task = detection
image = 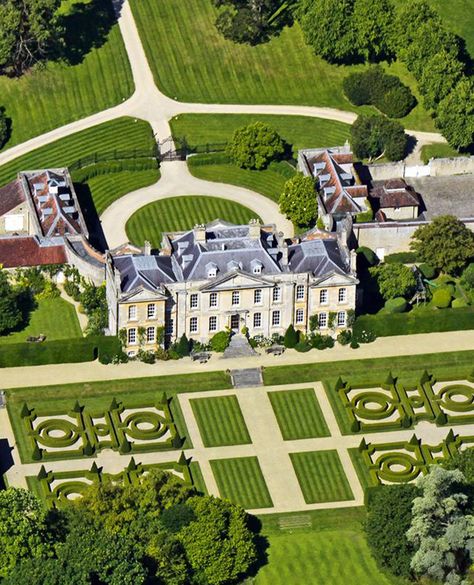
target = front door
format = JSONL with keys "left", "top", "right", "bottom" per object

{"left": 230, "top": 314, "right": 240, "bottom": 331}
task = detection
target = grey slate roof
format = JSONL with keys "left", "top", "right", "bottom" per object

{"left": 112, "top": 220, "right": 351, "bottom": 294}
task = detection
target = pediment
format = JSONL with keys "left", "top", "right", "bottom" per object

{"left": 120, "top": 286, "right": 168, "bottom": 303}
{"left": 199, "top": 270, "right": 273, "bottom": 292}
{"left": 311, "top": 271, "right": 358, "bottom": 287}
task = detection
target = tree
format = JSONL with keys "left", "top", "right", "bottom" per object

{"left": 0, "top": 268, "right": 22, "bottom": 335}
{"left": 436, "top": 78, "right": 474, "bottom": 151}
{"left": 226, "top": 122, "right": 285, "bottom": 169}
{"left": 213, "top": 0, "right": 293, "bottom": 45}
{"left": 410, "top": 215, "right": 474, "bottom": 275}
{"left": 283, "top": 323, "right": 298, "bottom": 348}
{"left": 179, "top": 496, "right": 257, "bottom": 585}
{"left": 444, "top": 447, "right": 474, "bottom": 485}
{"left": 407, "top": 466, "right": 474, "bottom": 585}
{"left": 369, "top": 263, "right": 416, "bottom": 301}
{"left": 176, "top": 333, "right": 191, "bottom": 357}
{"left": 279, "top": 174, "right": 317, "bottom": 227}
{"left": 298, "top": 0, "right": 359, "bottom": 64}
{"left": 366, "top": 484, "right": 418, "bottom": 577}
{"left": 418, "top": 49, "right": 464, "bottom": 111}
{"left": 0, "top": 108, "right": 8, "bottom": 148}
{"left": 352, "top": 0, "right": 394, "bottom": 62}
{"left": 0, "top": 488, "right": 51, "bottom": 578}
{"left": 0, "top": 0, "right": 62, "bottom": 76}
{"left": 461, "top": 263, "right": 474, "bottom": 291}
{"left": 350, "top": 114, "right": 407, "bottom": 162}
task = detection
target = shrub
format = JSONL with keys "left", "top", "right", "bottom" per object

{"left": 337, "top": 330, "right": 352, "bottom": 345}
{"left": 432, "top": 287, "right": 452, "bottom": 308}
{"left": 436, "top": 412, "right": 448, "bottom": 425}
{"left": 350, "top": 339, "right": 360, "bottom": 349}
{"left": 226, "top": 122, "right": 285, "bottom": 170}
{"left": 175, "top": 334, "right": 191, "bottom": 357}
{"left": 357, "top": 246, "right": 379, "bottom": 267}
{"left": 461, "top": 263, "right": 474, "bottom": 290}
{"left": 353, "top": 327, "right": 377, "bottom": 343}
{"left": 377, "top": 85, "right": 416, "bottom": 118}
{"left": 137, "top": 350, "right": 156, "bottom": 364}
{"left": 283, "top": 324, "right": 299, "bottom": 348}
{"left": 384, "top": 252, "right": 418, "bottom": 264}
{"left": 384, "top": 297, "right": 407, "bottom": 314}
{"left": 209, "top": 331, "right": 231, "bottom": 352}
{"left": 452, "top": 298, "right": 469, "bottom": 308}
{"left": 310, "top": 334, "right": 335, "bottom": 350}
{"left": 154, "top": 347, "right": 170, "bottom": 361}
{"left": 295, "top": 340, "right": 312, "bottom": 352}
{"left": 418, "top": 263, "right": 437, "bottom": 280}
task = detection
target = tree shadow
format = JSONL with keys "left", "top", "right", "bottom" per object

{"left": 73, "top": 182, "right": 108, "bottom": 252}
{"left": 0, "top": 438, "right": 14, "bottom": 490}
{"left": 404, "top": 134, "right": 418, "bottom": 159}
{"left": 245, "top": 514, "right": 270, "bottom": 578}
{"left": 56, "top": 0, "right": 118, "bottom": 66}
{"left": 0, "top": 107, "right": 12, "bottom": 150}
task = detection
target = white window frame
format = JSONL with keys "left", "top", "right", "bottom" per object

{"left": 127, "top": 327, "right": 137, "bottom": 345}
{"left": 296, "top": 285, "right": 305, "bottom": 301}
{"left": 272, "top": 310, "right": 281, "bottom": 327}
{"left": 318, "top": 312, "right": 328, "bottom": 329}
{"left": 338, "top": 288, "right": 347, "bottom": 304}
{"left": 253, "top": 264, "right": 262, "bottom": 275}
{"left": 190, "top": 293, "right": 199, "bottom": 309}
{"left": 254, "top": 289, "right": 262, "bottom": 305}
{"left": 128, "top": 305, "right": 137, "bottom": 321}
{"left": 337, "top": 311, "right": 346, "bottom": 327}
{"left": 296, "top": 308, "right": 304, "bottom": 324}
{"left": 209, "top": 316, "right": 218, "bottom": 332}
{"left": 189, "top": 317, "right": 198, "bottom": 334}
{"left": 319, "top": 289, "right": 328, "bottom": 305}
{"left": 209, "top": 292, "right": 218, "bottom": 308}
{"left": 232, "top": 291, "right": 240, "bottom": 306}
{"left": 146, "top": 326, "right": 156, "bottom": 343}
{"left": 147, "top": 303, "right": 156, "bottom": 319}
{"left": 273, "top": 287, "right": 282, "bottom": 303}
{"left": 253, "top": 312, "right": 262, "bottom": 328}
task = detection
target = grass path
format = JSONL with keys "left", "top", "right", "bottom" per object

{"left": 125, "top": 195, "right": 260, "bottom": 248}
{"left": 0, "top": 3, "right": 132, "bottom": 150}
{"left": 190, "top": 396, "right": 251, "bottom": 447}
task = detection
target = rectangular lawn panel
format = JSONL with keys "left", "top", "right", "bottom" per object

{"left": 190, "top": 395, "right": 251, "bottom": 447}
{"left": 290, "top": 450, "right": 354, "bottom": 503}
{"left": 268, "top": 389, "right": 330, "bottom": 440}
{"left": 210, "top": 457, "right": 273, "bottom": 509}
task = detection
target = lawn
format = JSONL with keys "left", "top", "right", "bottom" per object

{"left": 421, "top": 143, "right": 464, "bottom": 164}
{"left": 268, "top": 389, "right": 330, "bottom": 440}
{"left": 290, "top": 450, "right": 354, "bottom": 503}
{"left": 190, "top": 395, "right": 251, "bottom": 447}
{"left": 256, "top": 519, "right": 403, "bottom": 585}
{"left": 130, "top": 0, "right": 434, "bottom": 131}
{"left": 0, "top": 0, "right": 133, "bottom": 150}
{"left": 0, "top": 298, "right": 81, "bottom": 345}
{"left": 170, "top": 113, "right": 351, "bottom": 153}
{"left": 210, "top": 456, "right": 273, "bottom": 509}
{"left": 188, "top": 155, "right": 293, "bottom": 202}
{"left": 349, "top": 448, "right": 378, "bottom": 491}
{"left": 0, "top": 117, "right": 159, "bottom": 215}
{"left": 125, "top": 195, "right": 260, "bottom": 248}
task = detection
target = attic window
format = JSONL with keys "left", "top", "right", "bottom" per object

{"left": 207, "top": 264, "right": 218, "bottom": 278}
{"left": 252, "top": 260, "right": 263, "bottom": 275}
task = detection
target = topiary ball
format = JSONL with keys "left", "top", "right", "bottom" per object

{"left": 384, "top": 297, "right": 407, "bottom": 314}
{"left": 432, "top": 287, "right": 452, "bottom": 309}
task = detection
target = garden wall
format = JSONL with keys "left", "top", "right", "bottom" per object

{"left": 368, "top": 155, "right": 474, "bottom": 181}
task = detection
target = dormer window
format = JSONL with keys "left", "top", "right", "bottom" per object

{"left": 251, "top": 260, "right": 263, "bottom": 275}
{"left": 206, "top": 262, "right": 218, "bottom": 278}
{"left": 228, "top": 260, "right": 240, "bottom": 272}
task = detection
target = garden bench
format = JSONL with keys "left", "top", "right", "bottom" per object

{"left": 191, "top": 351, "right": 211, "bottom": 363}
{"left": 26, "top": 334, "right": 46, "bottom": 343}
{"left": 265, "top": 345, "right": 285, "bottom": 356}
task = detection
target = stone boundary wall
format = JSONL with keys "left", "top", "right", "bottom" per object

{"left": 354, "top": 218, "right": 474, "bottom": 255}
{"left": 64, "top": 238, "right": 104, "bottom": 285}
{"left": 368, "top": 155, "right": 474, "bottom": 181}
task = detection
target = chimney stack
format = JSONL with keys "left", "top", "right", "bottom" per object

{"left": 193, "top": 224, "right": 206, "bottom": 243}
{"left": 144, "top": 240, "right": 151, "bottom": 256}
{"left": 248, "top": 218, "right": 261, "bottom": 238}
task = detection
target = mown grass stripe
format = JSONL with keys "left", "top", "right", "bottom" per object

{"left": 210, "top": 456, "right": 273, "bottom": 509}
{"left": 290, "top": 450, "right": 354, "bottom": 503}
{"left": 190, "top": 395, "right": 251, "bottom": 447}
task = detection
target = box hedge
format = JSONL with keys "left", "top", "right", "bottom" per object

{"left": 0, "top": 336, "right": 121, "bottom": 368}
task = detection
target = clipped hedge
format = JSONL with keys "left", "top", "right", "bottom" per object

{"left": 71, "top": 158, "right": 158, "bottom": 183}
{"left": 384, "top": 251, "right": 418, "bottom": 264}
{"left": 384, "top": 297, "right": 407, "bottom": 314}
{"left": 0, "top": 336, "right": 121, "bottom": 368}
{"left": 353, "top": 306, "right": 474, "bottom": 337}
{"left": 432, "top": 287, "right": 452, "bottom": 309}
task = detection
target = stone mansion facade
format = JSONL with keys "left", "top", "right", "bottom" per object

{"left": 106, "top": 220, "right": 358, "bottom": 356}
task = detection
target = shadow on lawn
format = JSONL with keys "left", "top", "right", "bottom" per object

{"left": 0, "top": 439, "right": 14, "bottom": 489}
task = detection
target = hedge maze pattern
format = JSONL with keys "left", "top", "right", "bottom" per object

{"left": 335, "top": 371, "right": 474, "bottom": 433}
{"left": 32, "top": 454, "right": 193, "bottom": 508}
{"left": 358, "top": 430, "right": 474, "bottom": 485}
{"left": 22, "top": 394, "right": 181, "bottom": 462}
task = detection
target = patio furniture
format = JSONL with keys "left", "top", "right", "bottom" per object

{"left": 265, "top": 344, "right": 285, "bottom": 356}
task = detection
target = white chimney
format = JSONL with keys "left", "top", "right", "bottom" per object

{"left": 144, "top": 241, "right": 151, "bottom": 255}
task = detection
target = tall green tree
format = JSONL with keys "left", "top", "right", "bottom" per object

{"left": 410, "top": 215, "right": 474, "bottom": 275}
{"left": 407, "top": 466, "right": 474, "bottom": 585}
{"left": 418, "top": 49, "right": 465, "bottom": 111}
{"left": 369, "top": 263, "right": 416, "bottom": 301}
{"left": 298, "top": 0, "right": 359, "bottom": 63}
{"left": 179, "top": 496, "right": 258, "bottom": 585}
{"left": 436, "top": 78, "right": 474, "bottom": 151}
{"left": 0, "top": 488, "right": 51, "bottom": 578}
{"left": 279, "top": 173, "right": 317, "bottom": 227}
{"left": 0, "top": 0, "right": 62, "bottom": 76}
{"left": 227, "top": 122, "right": 285, "bottom": 170}
{"left": 366, "top": 484, "right": 418, "bottom": 578}
{"left": 0, "top": 268, "right": 22, "bottom": 335}
{"left": 352, "top": 0, "right": 394, "bottom": 61}
{"left": 350, "top": 114, "right": 407, "bottom": 162}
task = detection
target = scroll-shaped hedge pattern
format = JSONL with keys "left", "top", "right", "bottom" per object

{"left": 21, "top": 394, "right": 181, "bottom": 462}
{"left": 30, "top": 454, "right": 193, "bottom": 508}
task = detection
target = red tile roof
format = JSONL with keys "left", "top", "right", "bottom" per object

{"left": 0, "top": 179, "right": 26, "bottom": 216}
{"left": 370, "top": 179, "right": 420, "bottom": 208}
{"left": 0, "top": 237, "right": 67, "bottom": 268}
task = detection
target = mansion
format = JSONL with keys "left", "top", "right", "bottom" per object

{"left": 106, "top": 219, "right": 358, "bottom": 356}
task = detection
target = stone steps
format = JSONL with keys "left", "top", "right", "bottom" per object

{"left": 229, "top": 368, "right": 263, "bottom": 388}
{"left": 222, "top": 334, "right": 258, "bottom": 359}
